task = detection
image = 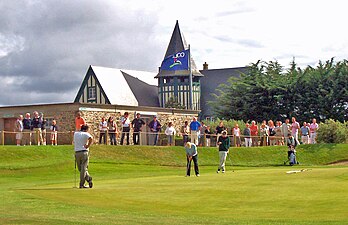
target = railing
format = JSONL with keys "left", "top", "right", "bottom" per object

{"left": 0, "top": 130, "right": 74, "bottom": 146}
{"left": 0, "top": 130, "right": 302, "bottom": 147}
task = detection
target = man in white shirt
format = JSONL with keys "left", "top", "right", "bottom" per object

{"left": 74, "top": 125, "right": 94, "bottom": 189}
{"left": 120, "top": 112, "right": 131, "bottom": 145}
{"left": 98, "top": 117, "right": 108, "bottom": 144}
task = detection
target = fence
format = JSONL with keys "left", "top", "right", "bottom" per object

{"left": 0, "top": 130, "right": 291, "bottom": 147}
{"left": 0, "top": 130, "right": 74, "bottom": 146}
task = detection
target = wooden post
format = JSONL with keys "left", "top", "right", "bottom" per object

{"left": 105, "top": 130, "right": 109, "bottom": 145}
{"left": 1, "top": 131, "right": 4, "bottom": 145}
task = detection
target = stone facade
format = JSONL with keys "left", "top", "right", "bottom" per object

{"left": 0, "top": 103, "right": 198, "bottom": 145}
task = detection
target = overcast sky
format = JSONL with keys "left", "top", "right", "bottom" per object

{"left": 0, "top": 0, "right": 347, "bottom": 106}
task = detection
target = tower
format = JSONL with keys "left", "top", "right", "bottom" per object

{"left": 155, "top": 21, "right": 203, "bottom": 110}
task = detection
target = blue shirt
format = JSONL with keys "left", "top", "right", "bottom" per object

{"left": 190, "top": 121, "right": 201, "bottom": 131}
{"left": 300, "top": 126, "right": 309, "bottom": 136}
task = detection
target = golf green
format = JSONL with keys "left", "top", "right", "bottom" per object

{"left": 0, "top": 145, "right": 347, "bottom": 224}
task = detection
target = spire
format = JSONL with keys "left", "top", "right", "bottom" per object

{"left": 156, "top": 21, "right": 202, "bottom": 77}
{"left": 164, "top": 20, "right": 188, "bottom": 58}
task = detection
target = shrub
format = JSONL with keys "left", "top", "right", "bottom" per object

{"left": 317, "top": 119, "right": 348, "bottom": 143}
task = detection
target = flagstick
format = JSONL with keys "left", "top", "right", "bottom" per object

{"left": 188, "top": 44, "right": 193, "bottom": 110}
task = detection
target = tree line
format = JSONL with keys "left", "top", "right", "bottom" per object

{"left": 210, "top": 58, "right": 348, "bottom": 123}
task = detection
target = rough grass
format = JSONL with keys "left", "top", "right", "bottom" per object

{"left": 0, "top": 144, "right": 347, "bottom": 225}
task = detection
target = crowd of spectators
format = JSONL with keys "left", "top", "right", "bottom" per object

{"left": 15, "top": 111, "right": 58, "bottom": 146}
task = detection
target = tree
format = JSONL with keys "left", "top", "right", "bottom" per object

{"left": 210, "top": 58, "right": 348, "bottom": 122}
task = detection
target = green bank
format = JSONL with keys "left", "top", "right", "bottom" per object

{"left": 0, "top": 144, "right": 347, "bottom": 224}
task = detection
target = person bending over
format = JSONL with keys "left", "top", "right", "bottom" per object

{"left": 185, "top": 142, "right": 200, "bottom": 177}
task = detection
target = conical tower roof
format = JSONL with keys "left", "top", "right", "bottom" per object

{"left": 156, "top": 21, "right": 203, "bottom": 77}
{"left": 164, "top": 20, "right": 187, "bottom": 58}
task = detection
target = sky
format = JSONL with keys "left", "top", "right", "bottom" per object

{"left": 0, "top": 0, "right": 347, "bottom": 106}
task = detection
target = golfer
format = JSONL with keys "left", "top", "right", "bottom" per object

{"left": 185, "top": 142, "right": 200, "bottom": 177}
{"left": 74, "top": 125, "right": 94, "bottom": 188}
{"left": 217, "top": 130, "right": 230, "bottom": 173}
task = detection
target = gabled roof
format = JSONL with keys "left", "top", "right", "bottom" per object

{"left": 157, "top": 20, "right": 202, "bottom": 78}
{"left": 121, "top": 71, "right": 159, "bottom": 107}
{"left": 199, "top": 67, "right": 248, "bottom": 117}
{"left": 89, "top": 66, "right": 158, "bottom": 107}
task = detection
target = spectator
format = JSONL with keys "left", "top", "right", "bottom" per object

{"left": 107, "top": 116, "right": 118, "bottom": 145}
{"left": 40, "top": 112, "right": 47, "bottom": 145}
{"left": 181, "top": 121, "right": 190, "bottom": 145}
{"left": 204, "top": 125, "right": 212, "bottom": 147}
{"left": 189, "top": 117, "right": 201, "bottom": 145}
{"left": 281, "top": 119, "right": 291, "bottom": 145}
{"left": 22, "top": 113, "right": 32, "bottom": 146}
{"left": 243, "top": 123, "right": 252, "bottom": 147}
{"left": 250, "top": 121, "right": 259, "bottom": 147}
{"left": 131, "top": 113, "right": 145, "bottom": 145}
{"left": 274, "top": 121, "right": 283, "bottom": 145}
{"left": 148, "top": 116, "right": 161, "bottom": 145}
{"left": 199, "top": 121, "right": 207, "bottom": 146}
{"left": 50, "top": 119, "right": 58, "bottom": 145}
{"left": 309, "top": 118, "right": 319, "bottom": 144}
{"left": 300, "top": 122, "right": 310, "bottom": 144}
{"left": 165, "top": 122, "right": 176, "bottom": 146}
{"left": 215, "top": 121, "right": 226, "bottom": 146}
{"left": 232, "top": 124, "right": 241, "bottom": 147}
{"left": 268, "top": 120, "right": 276, "bottom": 146}
{"left": 75, "top": 111, "right": 86, "bottom": 131}
{"left": 217, "top": 131, "right": 230, "bottom": 173}
{"left": 185, "top": 142, "right": 200, "bottom": 177}
{"left": 15, "top": 115, "right": 23, "bottom": 146}
{"left": 120, "top": 112, "right": 131, "bottom": 145}
{"left": 32, "top": 111, "right": 43, "bottom": 145}
{"left": 98, "top": 117, "right": 108, "bottom": 144}
{"left": 259, "top": 122, "right": 269, "bottom": 146}
{"left": 291, "top": 117, "right": 300, "bottom": 146}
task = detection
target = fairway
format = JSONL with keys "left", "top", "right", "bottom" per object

{"left": 1, "top": 145, "right": 348, "bottom": 224}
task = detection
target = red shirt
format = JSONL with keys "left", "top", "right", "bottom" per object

{"left": 75, "top": 117, "right": 86, "bottom": 130}
{"left": 250, "top": 124, "right": 258, "bottom": 136}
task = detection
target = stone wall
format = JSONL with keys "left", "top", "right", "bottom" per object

{"left": 0, "top": 103, "right": 198, "bottom": 145}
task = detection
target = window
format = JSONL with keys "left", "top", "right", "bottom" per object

{"left": 88, "top": 86, "right": 96, "bottom": 100}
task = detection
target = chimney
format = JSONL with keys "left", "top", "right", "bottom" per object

{"left": 203, "top": 62, "right": 208, "bottom": 70}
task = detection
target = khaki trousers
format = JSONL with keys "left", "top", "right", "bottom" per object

{"left": 75, "top": 151, "right": 91, "bottom": 187}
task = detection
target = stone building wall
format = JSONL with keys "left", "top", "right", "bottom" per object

{"left": 0, "top": 103, "right": 198, "bottom": 145}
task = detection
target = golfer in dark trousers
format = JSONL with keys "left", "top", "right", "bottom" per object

{"left": 74, "top": 125, "right": 94, "bottom": 188}
{"left": 185, "top": 142, "right": 200, "bottom": 177}
{"left": 217, "top": 131, "right": 230, "bottom": 173}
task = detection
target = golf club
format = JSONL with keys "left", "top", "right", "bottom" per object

{"left": 74, "top": 157, "right": 77, "bottom": 188}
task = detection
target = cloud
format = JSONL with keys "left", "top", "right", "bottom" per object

{"left": 0, "top": 0, "right": 162, "bottom": 105}
{"left": 213, "top": 35, "right": 263, "bottom": 48}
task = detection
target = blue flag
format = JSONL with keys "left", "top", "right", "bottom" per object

{"left": 161, "top": 49, "right": 189, "bottom": 71}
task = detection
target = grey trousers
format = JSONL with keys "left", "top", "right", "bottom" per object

{"left": 218, "top": 151, "right": 228, "bottom": 171}
{"left": 75, "top": 151, "right": 91, "bottom": 187}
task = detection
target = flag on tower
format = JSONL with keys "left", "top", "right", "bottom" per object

{"left": 160, "top": 49, "right": 190, "bottom": 71}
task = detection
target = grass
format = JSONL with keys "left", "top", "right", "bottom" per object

{"left": 0, "top": 144, "right": 348, "bottom": 224}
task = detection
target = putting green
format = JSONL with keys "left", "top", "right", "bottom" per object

{"left": 7, "top": 165, "right": 348, "bottom": 225}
